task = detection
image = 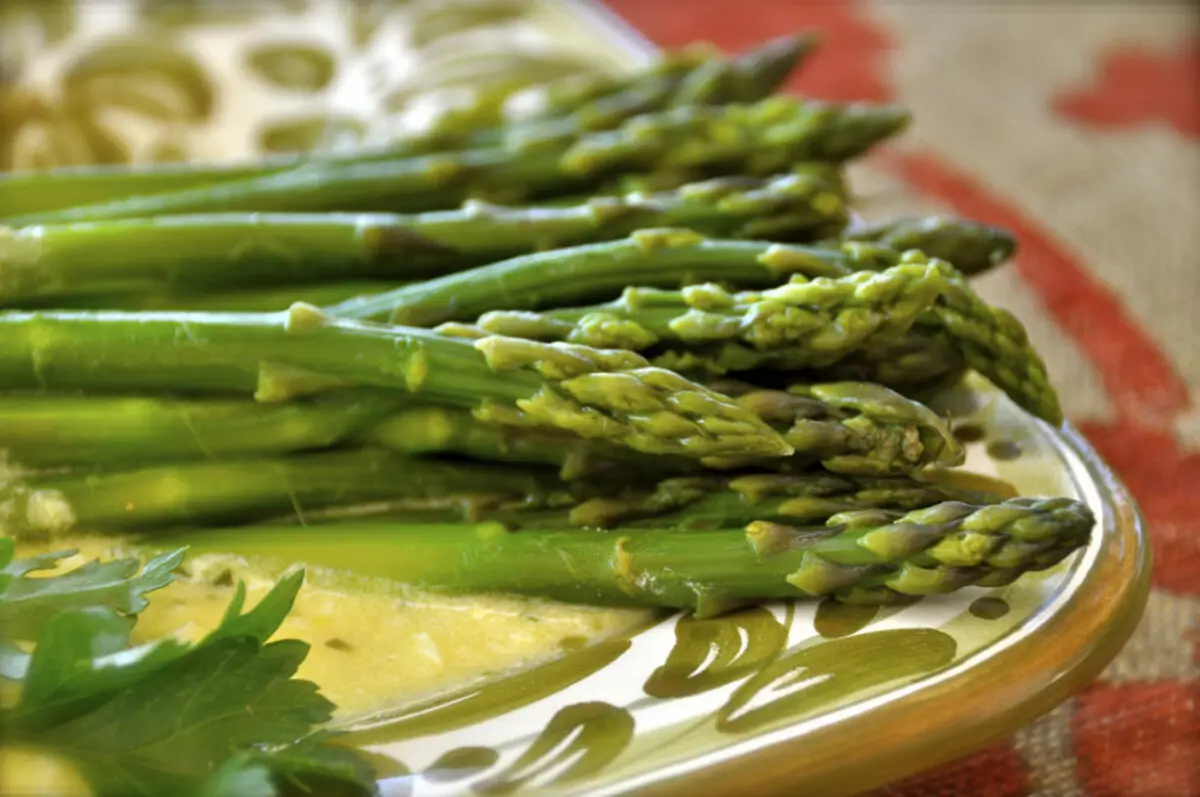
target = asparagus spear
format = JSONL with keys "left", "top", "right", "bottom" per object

{"left": 328, "top": 226, "right": 866, "bottom": 325}
{"left": 839, "top": 215, "right": 1019, "bottom": 276}
{"left": 566, "top": 471, "right": 997, "bottom": 528}
{"left": 537, "top": 32, "right": 818, "bottom": 118}
{"left": 503, "top": 32, "right": 822, "bottom": 151}
{"left": 0, "top": 169, "right": 847, "bottom": 304}
{"left": 361, "top": 404, "right": 695, "bottom": 480}
{"left": 159, "top": 496, "right": 1095, "bottom": 615}
{"left": 801, "top": 330, "right": 966, "bottom": 394}
{"left": 1, "top": 449, "right": 571, "bottom": 536}
{"left": 366, "top": 377, "right": 964, "bottom": 478}
{"left": 453, "top": 253, "right": 945, "bottom": 362}
{"left": 446, "top": 246, "right": 1062, "bottom": 424}
{"left": 0, "top": 35, "right": 818, "bottom": 222}
{"left": 107, "top": 281, "right": 403, "bottom": 313}
{"left": 253, "top": 467, "right": 998, "bottom": 531}
{"left": 6, "top": 97, "right": 908, "bottom": 226}
{"left": 0, "top": 306, "right": 792, "bottom": 461}
{"left": 0, "top": 372, "right": 958, "bottom": 481}
{"left": 0, "top": 391, "right": 402, "bottom": 469}
{"left": 8, "top": 281, "right": 404, "bottom": 313}
{"left": 721, "top": 383, "right": 963, "bottom": 475}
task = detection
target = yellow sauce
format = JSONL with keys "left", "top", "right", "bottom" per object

{"left": 1, "top": 533, "right": 647, "bottom": 795}
{"left": 8, "top": 534, "right": 648, "bottom": 717}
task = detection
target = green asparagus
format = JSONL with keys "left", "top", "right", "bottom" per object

{"left": 0, "top": 306, "right": 792, "bottom": 461}
{"left": 0, "top": 170, "right": 847, "bottom": 304}
{"left": 0, "top": 391, "right": 402, "bottom": 469}
{"left": 1, "top": 449, "right": 571, "bottom": 536}
{"left": 539, "top": 32, "right": 817, "bottom": 118}
{"left": 452, "top": 253, "right": 945, "bottom": 362}
{"left": 9, "top": 281, "right": 403, "bottom": 313}
{"left": 0, "top": 35, "right": 819, "bottom": 222}
{"left": 367, "top": 376, "right": 964, "bottom": 477}
{"left": 565, "top": 471, "right": 997, "bottom": 529}
{"left": 252, "top": 467, "right": 999, "bottom": 531}
{"left": 159, "top": 496, "right": 1095, "bottom": 615}
{"left": 721, "top": 383, "right": 963, "bottom": 475}
{"left": 800, "top": 330, "right": 967, "bottom": 394}
{"left": 6, "top": 97, "right": 908, "bottom": 226}
{"left": 839, "top": 215, "right": 1018, "bottom": 276}
{"left": 361, "top": 404, "right": 695, "bottom": 480}
{"left": 328, "top": 226, "right": 865, "bottom": 325}
{"left": 442, "top": 245, "right": 1061, "bottom": 423}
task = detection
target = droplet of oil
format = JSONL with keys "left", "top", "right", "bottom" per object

{"left": 969, "top": 596, "right": 1010, "bottom": 620}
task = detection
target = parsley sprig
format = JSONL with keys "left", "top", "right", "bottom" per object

{"left": 0, "top": 538, "right": 379, "bottom": 797}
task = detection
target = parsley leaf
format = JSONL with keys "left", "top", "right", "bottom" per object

{"left": 28, "top": 634, "right": 333, "bottom": 795}
{"left": 0, "top": 537, "right": 184, "bottom": 644}
{"left": 0, "top": 546, "right": 380, "bottom": 797}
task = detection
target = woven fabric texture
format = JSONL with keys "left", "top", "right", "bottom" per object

{"left": 608, "top": 1, "right": 1200, "bottom": 795}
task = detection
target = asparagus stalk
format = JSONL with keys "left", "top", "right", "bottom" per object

{"left": 538, "top": 32, "right": 818, "bottom": 119}
{"left": 252, "top": 467, "right": 999, "bottom": 531}
{"left": 502, "top": 32, "right": 821, "bottom": 151}
{"left": 159, "top": 496, "right": 1095, "bottom": 615}
{"left": 0, "top": 169, "right": 847, "bottom": 304}
{"left": 0, "top": 35, "right": 818, "bottom": 221}
{"left": 328, "top": 226, "right": 866, "bottom": 325}
{"left": 0, "top": 391, "right": 402, "bottom": 469}
{"left": 721, "top": 383, "right": 963, "bottom": 475}
{"left": 801, "top": 330, "right": 966, "bottom": 394}
{"left": 0, "top": 306, "right": 792, "bottom": 461}
{"left": 566, "top": 471, "right": 998, "bottom": 528}
{"left": 0, "top": 375, "right": 959, "bottom": 481}
{"left": 8, "top": 281, "right": 405, "bottom": 313}
{"left": 118, "top": 281, "right": 404, "bottom": 313}
{"left": 839, "top": 215, "right": 1019, "bottom": 276}
{"left": 6, "top": 97, "right": 909, "bottom": 226}
{"left": 453, "top": 253, "right": 945, "bottom": 362}
{"left": 445, "top": 246, "right": 1062, "bottom": 424}
{"left": 361, "top": 378, "right": 964, "bottom": 478}
{"left": 2, "top": 449, "right": 571, "bottom": 536}
{"left": 360, "top": 404, "right": 695, "bottom": 480}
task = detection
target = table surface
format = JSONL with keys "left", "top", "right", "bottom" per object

{"left": 605, "top": 1, "right": 1199, "bottom": 795}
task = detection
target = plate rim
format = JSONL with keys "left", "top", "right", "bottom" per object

{"left": 580, "top": 419, "right": 1150, "bottom": 797}
{"left": 542, "top": 5, "right": 1152, "bottom": 795}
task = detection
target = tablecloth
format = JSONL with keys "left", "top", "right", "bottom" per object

{"left": 606, "top": 1, "right": 1199, "bottom": 795}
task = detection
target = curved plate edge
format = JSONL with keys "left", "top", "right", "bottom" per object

{"left": 598, "top": 421, "right": 1151, "bottom": 797}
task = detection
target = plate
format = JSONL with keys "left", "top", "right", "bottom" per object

{"left": 4, "top": 2, "right": 1151, "bottom": 795}
{"left": 327, "top": 376, "right": 1150, "bottom": 797}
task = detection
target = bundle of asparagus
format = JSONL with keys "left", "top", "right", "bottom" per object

{"left": 0, "top": 34, "right": 1090, "bottom": 617}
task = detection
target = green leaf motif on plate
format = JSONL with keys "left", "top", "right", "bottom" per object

{"left": 137, "top": 0, "right": 308, "bottom": 28}
{"left": 406, "top": 0, "right": 527, "bottom": 50}
{"left": 63, "top": 37, "right": 215, "bottom": 122}
{"left": 716, "top": 628, "right": 958, "bottom": 735}
{"left": 2, "top": 34, "right": 219, "bottom": 170}
{"left": 423, "top": 746, "right": 501, "bottom": 783}
{"left": 812, "top": 599, "right": 882, "bottom": 638}
{"left": 643, "top": 606, "right": 788, "bottom": 698}
{"left": 473, "top": 702, "right": 634, "bottom": 795}
{"left": 341, "top": 637, "right": 632, "bottom": 745}
{"left": 245, "top": 44, "right": 337, "bottom": 93}
{"left": 259, "top": 115, "right": 366, "bottom": 154}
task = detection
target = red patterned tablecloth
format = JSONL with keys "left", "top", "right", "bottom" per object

{"left": 606, "top": 2, "right": 1200, "bottom": 795}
